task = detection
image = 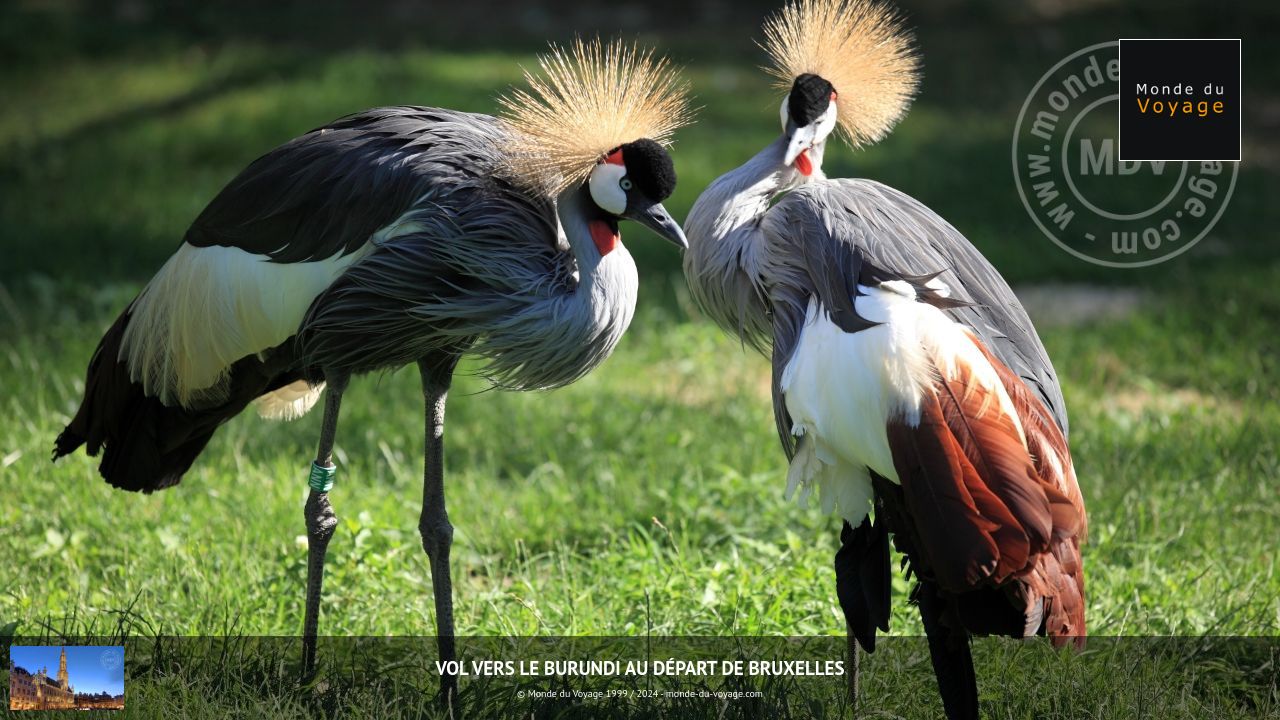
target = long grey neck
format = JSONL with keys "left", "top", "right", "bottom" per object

{"left": 423, "top": 184, "right": 638, "bottom": 393}
{"left": 684, "top": 135, "right": 810, "bottom": 347}
{"left": 557, "top": 183, "right": 638, "bottom": 317}
{"left": 543, "top": 185, "right": 638, "bottom": 384}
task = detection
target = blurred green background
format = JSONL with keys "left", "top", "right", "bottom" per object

{"left": 2, "top": 0, "right": 1278, "bottom": 650}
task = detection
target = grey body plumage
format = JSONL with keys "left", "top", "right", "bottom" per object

{"left": 201, "top": 105, "right": 638, "bottom": 390}
{"left": 685, "top": 136, "right": 1068, "bottom": 451}
{"left": 762, "top": 179, "right": 1069, "bottom": 437}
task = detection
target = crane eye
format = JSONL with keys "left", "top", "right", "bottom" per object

{"left": 620, "top": 178, "right": 633, "bottom": 191}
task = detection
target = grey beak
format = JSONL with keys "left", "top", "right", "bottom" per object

{"left": 784, "top": 123, "right": 819, "bottom": 166}
{"left": 625, "top": 200, "right": 688, "bottom": 249}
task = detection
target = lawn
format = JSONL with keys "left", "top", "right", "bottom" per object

{"left": 1, "top": 1, "right": 1278, "bottom": 717}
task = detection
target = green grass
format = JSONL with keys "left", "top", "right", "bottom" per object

{"left": 2, "top": 2, "right": 1279, "bottom": 717}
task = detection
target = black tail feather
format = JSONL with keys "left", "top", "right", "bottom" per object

{"left": 835, "top": 516, "right": 891, "bottom": 652}
{"left": 53, "top": 308, "right": 297, "bottom": 492}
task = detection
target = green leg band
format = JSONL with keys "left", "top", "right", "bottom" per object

{"left": 309, "top": 461, "right": 336, "bottom": 492}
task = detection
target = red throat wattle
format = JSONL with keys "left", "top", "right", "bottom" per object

{"left": 794, "top": 149, "right": 813, "bottom": 177}
{"left": 589, "top": 220, "right": 619, "bottom": 255}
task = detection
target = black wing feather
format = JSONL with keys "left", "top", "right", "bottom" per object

{"left": 184, "top": 106, "right": 504, "bottom": 263}
{"left": 835, "top": 517, "right": 892, "bottom": 651}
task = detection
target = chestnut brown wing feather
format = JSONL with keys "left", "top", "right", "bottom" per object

{"left": 970, "top": 336, "right": 1088, "bottom": 640}
{"left": 888, "top": 334, "right": 1087, "bottom": 640}
{"left": 935, "top": 378, "right": 1049, "bottom": 568}
{"left": 886, "top": 399, "right": 1000, "bottom": 590}
{"left": 968, "top": 334, "right": 1087, "bottom": 541}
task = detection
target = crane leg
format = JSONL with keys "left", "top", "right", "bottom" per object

{"left": 917, "top": 581, "right": 978, "bottom": 720}
{"left": 834, "top": 517, "right": 890, "bottom": 716}
{"left": 845, "top": 629, "right": 860, "bottom": 714}
{"left": 302, "top": 371, "right": 349, "bottom": 679}
{"left": 419, "top": 358, "right": 459, "bottom": 712}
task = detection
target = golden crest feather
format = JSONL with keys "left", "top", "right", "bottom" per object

{"left": 762, "top": 0, "right": 919, "bottom": 146}
{"left": 498, "top": 39, "right": 691, "bottom": 195}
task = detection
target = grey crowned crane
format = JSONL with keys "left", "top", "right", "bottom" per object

{"left": 53, "top": 40, "right": 690, "bottom": 704}
{"left": 683, "top": 0, "right": 1087, "bottom": 717}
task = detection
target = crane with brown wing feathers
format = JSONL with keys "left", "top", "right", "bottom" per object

{"left": 684, "top": 1, "right": 1087, "bottom": 716}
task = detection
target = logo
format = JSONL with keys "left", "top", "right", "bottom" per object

{"left": 1119, "top": 39, "right": 1241, "bottom": 161}
{"left": 1013, "top": 42, "right": 1237, "bottom": 268}
{"left": 100, "top": 647, "right": 123, "bottom": 670}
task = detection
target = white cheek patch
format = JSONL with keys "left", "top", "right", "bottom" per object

{"left": 814, "top": 103, "right": 838, "bottom": 142}
{"left": 780, "top": 95, "right": 790, "bottom": 132}
{"left": 589, "top": 163, "right": 628, "bottom": 215}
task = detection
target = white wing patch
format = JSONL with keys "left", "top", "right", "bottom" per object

{"left": 780, "top": 282, "right": 1027, "bottom": 525}
{"left": 120, "top": 242, "right": 370, "bottom": 408}
{"left": 785, "top": 433, "right": 875, "bottom": 526}
{"left": 781, "top": 293, "right": 918, "bottom": 487}
{"left": 253, "top": 380, "right": 326, "bottom": 421}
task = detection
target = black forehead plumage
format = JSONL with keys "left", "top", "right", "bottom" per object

{"left": 788, "top": 73, "right": 836, "bottom": 127}
{"left": 618, "top": 139, "right": 676, "bottom": 201}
